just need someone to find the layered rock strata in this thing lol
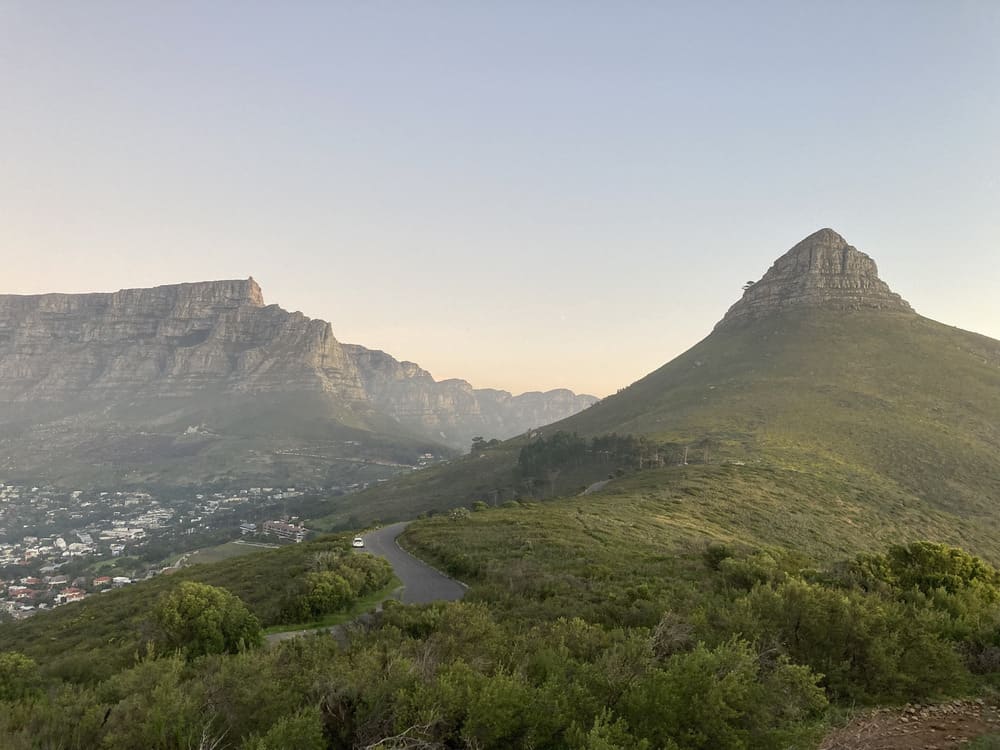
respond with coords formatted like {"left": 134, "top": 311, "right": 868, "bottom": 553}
{"left": 345, "top": 344, "right": 598, "bottom": 449}
{"left": 716, "top": 228, "right": 914, "bottom": 329}
{"left": 0, "top": 278, "right": 366, "bottom": 403}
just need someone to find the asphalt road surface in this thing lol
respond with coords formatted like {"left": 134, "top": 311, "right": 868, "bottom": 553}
{"left": 360, "top": 521, "right": 466, "bottom": 605}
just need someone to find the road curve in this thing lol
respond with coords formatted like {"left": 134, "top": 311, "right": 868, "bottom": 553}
{"left": 359, "top": 521, "right": 466, "bottom": 605}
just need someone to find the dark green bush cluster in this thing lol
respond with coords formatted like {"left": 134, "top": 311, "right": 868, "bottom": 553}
{"left": 706, "top": 541, "right": 1000, "bottom": 703}
{"left": 153, "top": 581, "right": 262, "bottom": 659}
{"left": 0, "top": 602, "right": 830, "bottom": 750}
{"left": 518, "top": 431, "right": 677, "bottom": 476}
{"left": 279, "top": 551, "right": 393, "bottom": 623}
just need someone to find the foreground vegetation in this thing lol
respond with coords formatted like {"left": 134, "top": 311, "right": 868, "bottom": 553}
{"left": 0, "top": 533, "right": 392, "bottom": 682}
{"left": 5, "top": 473, "right": 1000, "bottom": 747}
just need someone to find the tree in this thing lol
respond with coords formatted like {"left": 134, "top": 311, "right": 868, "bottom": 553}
{"left": 0, "top": 651, "right": 42, "bottom": 702}
{"left": 153, "top": 581, "right": 262, "bottom": 659}
{"left": 886, "top": 541, "right": 998, "bottom": 595}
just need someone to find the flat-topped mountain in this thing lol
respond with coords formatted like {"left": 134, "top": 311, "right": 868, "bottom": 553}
{"left": 716, "top": 228, "right": 914, "bottom": 328}
{"left": 0, "top": 279, "right": 595, "bottom": 487}
{"left": 0, "top": 278, "right": 365, "bottom": 402}
{"left": 345, "top": 344, "right": 598, "bottom": 450}
{"left": 0, "top": 278, "right": 432, "bottom": 487}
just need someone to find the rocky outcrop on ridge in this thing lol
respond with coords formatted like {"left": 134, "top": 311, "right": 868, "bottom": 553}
{"left": 716, "top": 228, "right": 914, "bottom": 329}
{"left": 344, "top": 344, "right": 599, "bottom": 450}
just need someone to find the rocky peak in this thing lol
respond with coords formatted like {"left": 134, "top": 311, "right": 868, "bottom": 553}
{"left": 716, "top": 229, "right": 914, "bottom": 329}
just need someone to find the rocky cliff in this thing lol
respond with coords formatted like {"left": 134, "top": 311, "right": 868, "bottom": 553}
{"left": 0, "top": 278, "right": 597, "bottom": 485}
{"left": 0, "top": 279, "right": 446, "bottom": 487}
{"left": 344, "top": 344, "right": 599, "bottom": 450}
{"left": 0, "top": 278, "right": 366, "bottom": 402}
{"left": 716, "top": 228, "right": 914, "bottom": 329}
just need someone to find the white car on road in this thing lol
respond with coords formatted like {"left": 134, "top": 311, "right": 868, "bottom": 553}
{"left": 352, "top": 536, "right": 365, "bottom": 548}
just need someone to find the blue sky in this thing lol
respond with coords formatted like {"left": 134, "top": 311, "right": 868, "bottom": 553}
{"left": 2, "top": 1, "right": 998, "bottom": 395}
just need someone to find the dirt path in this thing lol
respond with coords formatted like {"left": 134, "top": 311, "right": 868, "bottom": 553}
{"left": 820, "top": 699, "right": 1000, "bottom": 749}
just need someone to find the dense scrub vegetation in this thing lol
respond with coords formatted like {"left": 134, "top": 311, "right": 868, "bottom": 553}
{"left": 408, "top": 505, "right": 1000, "bottom": 708}
{"left": 5, "top": 486, "right": 1000, "bottom": 749}
{"left": 2, "top": 537, "right": 999, "bottom": 748}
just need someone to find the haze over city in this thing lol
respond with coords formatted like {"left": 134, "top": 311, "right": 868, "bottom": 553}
{"left": 3, "top": 1, "right": 998, "bottom": 396}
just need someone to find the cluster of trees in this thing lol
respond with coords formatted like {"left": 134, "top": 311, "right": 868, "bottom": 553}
{"left": 278, "top": 551, "right": 393, "bottom": 624}
{"left": 2, "top": 539, "right": 999, "bottom": 748}
{"left": 0, "top": 533, "right": 396, "bottom": 682}
{"left": 471, "top": 436, "right": 502, "bottom": 452}
{"left": 517, "top": 431, "right": 695, "bottom": 478}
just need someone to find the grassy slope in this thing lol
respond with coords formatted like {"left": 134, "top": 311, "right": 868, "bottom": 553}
{"left": 401, "top": 460, "right": 1000, "bottom": 630}
{"left": 312, "top": 445, "right": 523, "bottom": 529}
{"left": 564, "top": 311, "right": 1000, "bottom": 517}
{"left": 322, "top": 310, "right": 1000, "bottom": 543}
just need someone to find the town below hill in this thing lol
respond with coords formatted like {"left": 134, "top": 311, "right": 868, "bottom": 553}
{"left": 0, "top": 480, "right": 364, "bottom": 622}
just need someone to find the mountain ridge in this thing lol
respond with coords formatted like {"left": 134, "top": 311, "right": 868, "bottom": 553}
{"left": 344, "top": 343, "right": 598, "bottom": 450}
{"left": 0, "top": 277, "right": 596, "bottom": 486}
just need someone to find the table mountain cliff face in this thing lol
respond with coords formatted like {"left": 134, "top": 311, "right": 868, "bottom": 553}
{"left": 716, "top": 228, "right": 914, "bottom": 329}
{"left": 0, "top": 279, "right": 596, "bottom": 486}
{"left": 344, "top": 344, "right": 598, "bottom": 450}
{"left": 0, "top": 279, "right": 367, "bottom": 403}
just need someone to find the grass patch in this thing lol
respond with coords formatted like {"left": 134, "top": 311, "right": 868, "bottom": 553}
{"left": 968, "top": 735, "right": 1000, "bottom": 749}
{"left": 184, "top": 540, "right": 277, "bottom": 566}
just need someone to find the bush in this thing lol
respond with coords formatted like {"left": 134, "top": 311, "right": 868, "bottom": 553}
{"left": 623, "top": 639, "right": 826, "bottom": 750}
{"left": 0, "top": 651, "right": 42, "bottom": 702}
{"left": 153, "top": 581, "right": 262, "bottom": 658}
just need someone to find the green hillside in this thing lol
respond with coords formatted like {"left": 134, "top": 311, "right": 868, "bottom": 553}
{"left": 0, "top": 389, "right": 451, "bottom": 489}
{"left": 318, "top": 309, "right": 1000, "bottom": 543}
{"left": 566, "top": 310, "right": 1000, "bottom": 515}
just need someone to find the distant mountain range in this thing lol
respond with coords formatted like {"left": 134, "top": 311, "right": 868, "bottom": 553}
{"left": 336, "top": 228, "right": 1000, "bottom": 544}
{"left": 345, "top": 344, "right": 596, "bottom": 450}
{"left": 0, "top": 279, "right": 595, "bottom": 487}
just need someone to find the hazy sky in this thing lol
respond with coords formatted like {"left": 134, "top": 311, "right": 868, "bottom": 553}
{"left": 3, "top": 2, "right": 998, "bottom": 396}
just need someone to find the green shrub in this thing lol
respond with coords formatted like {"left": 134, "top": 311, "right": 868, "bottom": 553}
{"left": 153, "top": 581, "right": 262, "bottom": 658}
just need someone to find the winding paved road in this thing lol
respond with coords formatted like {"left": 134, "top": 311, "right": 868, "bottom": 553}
{"left": 360, "top": 521, "right": 466, "bottom": 604}
{"left": 266, "top": 521, "right": 465, "bottom": 646}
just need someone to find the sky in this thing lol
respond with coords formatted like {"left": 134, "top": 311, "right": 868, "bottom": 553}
{"left": 2, "top": 2, "right": 998, "bottom": 397}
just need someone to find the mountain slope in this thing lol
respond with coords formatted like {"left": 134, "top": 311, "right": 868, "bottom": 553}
{"left": 560, "top": 229, "right": 1000, "bottom": 520}
{"left": 326, "top": 229, "right": 1000, "bottom": 541}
